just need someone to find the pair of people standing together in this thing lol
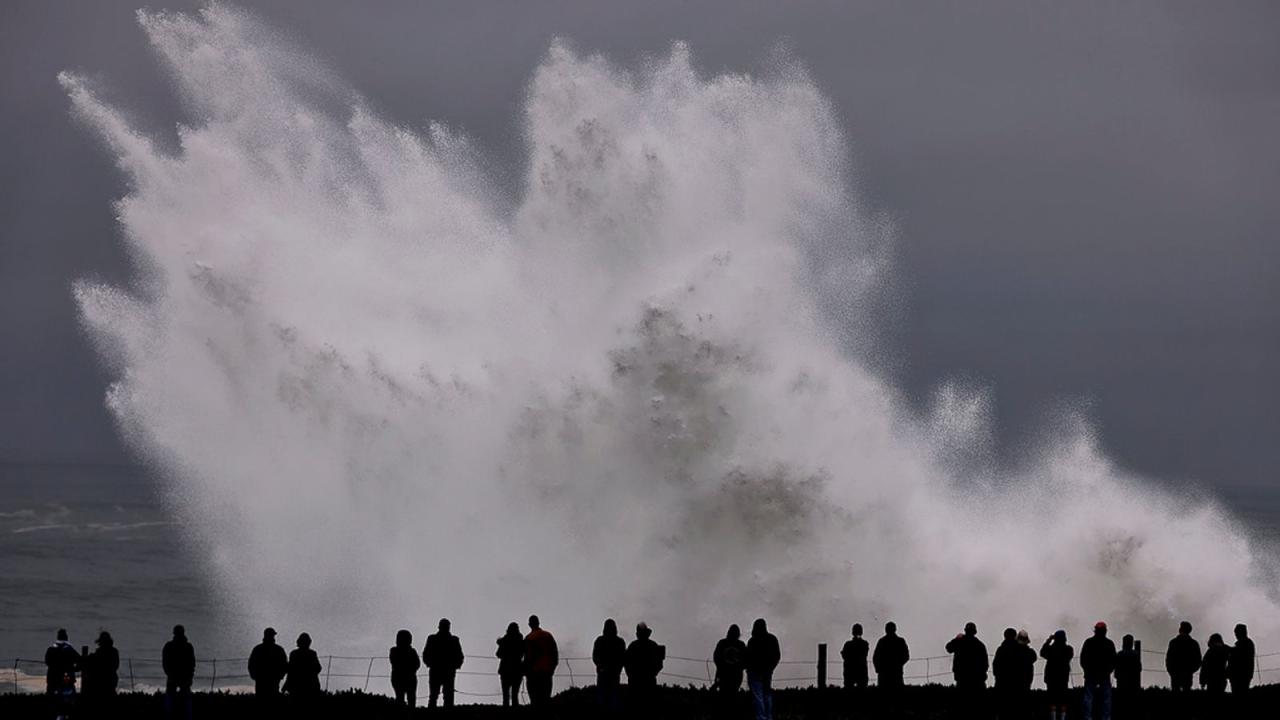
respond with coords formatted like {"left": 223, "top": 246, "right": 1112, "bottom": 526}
{"left": 711, "top": 619, "right": 782, "bottom": 720}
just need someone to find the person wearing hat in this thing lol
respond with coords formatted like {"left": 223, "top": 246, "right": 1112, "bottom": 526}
{"left": 1080, "top": 621, "right": 1117, "bottom": 720}
{"left": 248, "top": 626, "right": 289, "bottom": 698}
{"left": 82, "top": 630, "right": 120, "bottom": 703}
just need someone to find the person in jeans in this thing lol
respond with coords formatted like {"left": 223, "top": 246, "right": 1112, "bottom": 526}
{"left": 1080, "top": 622, "right": 1117, "bottom": 720}
{"left": 745, "top": 618, "right": 780, "bottom": 720}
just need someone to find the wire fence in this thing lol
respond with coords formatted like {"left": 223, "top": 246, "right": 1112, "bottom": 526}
{"left": 10, "top": 647, "right": 1280, "bottom": 699}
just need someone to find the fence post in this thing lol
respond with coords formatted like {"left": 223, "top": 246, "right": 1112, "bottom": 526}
{"left": 817, "top": 643, "right": 827, "bottom": 689}
{"left": 325, "top": 655, "right": 332, "bottom": 693}
{"left": 12, "top": 658, "right": 18, "bottom": 694}
{"left": 210, "top": 659, "right": 217, "bottom": 692}
{"left": 705, "top": 659, "right": 713, "bottom": 684}
{"left": 565, "top": 658, "right": 575, "bottom": 687}
{"left": 925, "top": 657, "right": 930, "bottom": 684}
{"left": 364, "top": 657, "right": 374, "bottom": 692}
{"left": 128, "top": 658, "right": 135, "bottom": 692}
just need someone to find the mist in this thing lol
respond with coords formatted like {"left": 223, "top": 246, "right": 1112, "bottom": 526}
{"left": 62, "top": 4, "right": 1279, "bottom": 674}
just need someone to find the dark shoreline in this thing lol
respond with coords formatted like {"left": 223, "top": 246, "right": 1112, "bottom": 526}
{"left": 2, "top": 684, "right": 1276, "bottom": 719}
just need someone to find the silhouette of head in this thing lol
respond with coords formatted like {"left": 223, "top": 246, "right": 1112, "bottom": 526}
{"left": 727, "top": 624, "right": 741, "bottom": 640}
{"left": 752, "top": 618, "right": 768, "bottom": 637}
{"left": 297, "top": 632, "right": 312, "bottom": 648}
{"left": 97, "top": 631, "right": 113, "bottom": 647}
{"left": 263, "top": 627, "right": 277, "bottom": 642}
{"left": 1017, "top": 630, "right": 1030, "bottom": 645}
{"left": 636, "top": 622, "right": 652, "bottom": 640}
{"left": 1209, "top": 633, "right": 1224, "bottom": 647}
{"left": 603, "top": 618, "right": 618, "bottom": 637}
{"left": 173, "top": 625, "right": 186, "bottom": 639}
{"left": 1004, "top": 628, "right": 1016, "bottom": 641}
{"left": 852, "top": 623, "right": 863, "bottom": 637}
{"left": 1094, "top": 621, "right": 1107, "bottom": 637}
{"left": 1122, "top": 634, "right": 1134, "bottom": 650}
{"left": 396, "top": 629, "right": 412, "bottom": 646}
{"left": 964, "top": 622, "right": 977, "bottom": 636}
{"left": 1054, "top": 630, "right": 1067, "bottom": 643}
{"left": 1179, "top": 621, "right": 1192, "bottom": 635}
{"left": 529, "top": 615, "right": 541, "bottom": 630}
{"left": 885, "top": 622, "right": 897, "bottom": 635}
{"left": 439, "top": 618, "right": 451, "bottom": 633}
{"left": 56, "top": 628, "right": 68, "bottom": 642}
{"left": 1235, "top": 624, "right": 1248, "bottom": 639}
{"left": 506, "top": 622, "right": 520, "bottom": 636}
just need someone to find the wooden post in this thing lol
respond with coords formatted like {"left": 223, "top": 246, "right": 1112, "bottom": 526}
{"left": 817, "top": 643, "right": 827, "bottom": 689}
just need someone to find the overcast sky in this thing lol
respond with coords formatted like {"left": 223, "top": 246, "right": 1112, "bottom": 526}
{"left": 2, "top": 1, "right": 1277, "bottom": 522}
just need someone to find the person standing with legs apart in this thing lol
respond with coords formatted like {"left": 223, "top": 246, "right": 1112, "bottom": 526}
{"left": 163, "top": 625, "right": 195, "bottom": 720}
{"left": 1040, "top": 630, "right": 1073, "bottom": 720}
{"left": 1165, "top": 621, "right": 1201, "bottom": 693}
{"left": 524, "top": 615, "right": 559, "bottom": 710}
{"left": 496, "top": 622, "right": 525, "bottom": 708}
{"left": 424, "top": 618, "right": 464, "bottom": 708}
{"left": 746, "top": 618, "right": 781, "bottom": 720}
{"left": 1080, "top": 622, "right": 1116, "bottom": 720}
{"left": 389, "top": 629, "right": 421, "bottom": 708}
{"left": 593, "top": 618, "right": 626, "bottom": 715}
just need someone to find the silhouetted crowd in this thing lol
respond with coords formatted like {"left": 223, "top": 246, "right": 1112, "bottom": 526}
{"left": 40, "top": 615, "right": 1262, "bottom": 719}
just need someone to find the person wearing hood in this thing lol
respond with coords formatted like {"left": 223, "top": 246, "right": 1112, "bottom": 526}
{"left": 1165, "top": 621, "right": 1201, "bottom": 692}
{"left": 945, "top": 621, "right": 989, "bottom": 714}
{"left": 45, "top": 627, "right": 80, "bottom": 720}
{"left": 624, "top": 622, "right": 665, "bottom": 712}
{"left": 284, "top": 632, "right": 322, "bottom": 701}
{"left": 593, "top": 618, "right": 627, "bottom": 713}
{"left": 424, "top": 618, "right": 465, "bottom": 708}
{"left": 745, "top": 618, "right": 781, "bottom": 720}
{"left": 1080, "top": 622, "right": 1117, "bottom": 720}
{"left": 248, "top": 627, "right": 289, "bottom": 698}
{"left": 712, "top": 624, "right": 747, "bottom": 717}
{"left": 495, "top": 622, "right": 525, "bottom": 708}
{"left": 1200, "top": 633, "right": 1229, "bottom": 695}
{"left": 389, "top": 629, "right": 421, "bottom": 708}
{"left": 162, "top": 625, "right": 195, "bottom": 720}
{"left": 1040, "top": 630, "right": 1074, "bottom": 720}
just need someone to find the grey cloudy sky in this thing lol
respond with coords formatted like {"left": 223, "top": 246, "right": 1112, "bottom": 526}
{"left": 2, "top": 2, "right": 1277, "bottom": 522}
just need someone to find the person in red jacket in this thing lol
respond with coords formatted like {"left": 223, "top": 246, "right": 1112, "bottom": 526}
{"left": 524, "top": 615, "right": 559, "bottom": 708}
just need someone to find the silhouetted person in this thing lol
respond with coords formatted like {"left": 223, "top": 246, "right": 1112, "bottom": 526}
{"left": 841, "top": 623, "right": 869, "bottom": 691}
{"left": 746, "top": 618, "right": 780, "bottom": 720}
{"left": 82, "top": 630, "right": 120, "bottom": 714}
{"left": 593, "top": 618, "right": 626, "bottom": 713}
{"left": 945, "top": 621, "right": 988, "bottom": 715}
{"left": 1114, "top": 634, "right": 1141, "bottom": 717}
{"left": 524, "top": 615, "right": 559, "bottom": 708}
{"left": 1080, "top": 622, "right": 1117, "bottom": 720}
{"left": 1165, "top": 621, "right": 1201, "bottom": 692}
{"left": 1040, "top": 630, "right": 1073, "bottom": 720}
{"left": 45, "top": 628, "right": 79, "bottom": 719}
{"left": 249, "top": 626, "right": 289, "bottom": 699}
{"left": 993, "top": 627, "right": 1035, "bottom": 719}
{"left": 1200, "top": 634, "right": 1228, "bottom": 695}
{"left": 163, "top": 625, "right": 195, "bottom": 720}
{"left": 423, "top": 618, "right": 465, "bottom": 708}
{"left": 873, "top": 622, "right": 910, "bottom": 690}
{"left": 624, "top": 622, "right": 664, "bottom": 713}
{"left": 1228, "top": 623, "right": 1254, "bottom": 696}
{"left": 496, "top": 622, "right": 525, "bottom": 708}
{"left": 712, "top": 624, "right": 747, "bottom": 719}
{"left": 389, "top": 629, "right": 421, "bottom": 708}
{"left": 284, "top": 632, "right": 322, "bottom": 700}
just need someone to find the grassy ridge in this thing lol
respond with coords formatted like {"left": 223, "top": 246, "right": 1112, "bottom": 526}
{"left": 2, "top": 684, "right": 1276, "bottom": 718}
